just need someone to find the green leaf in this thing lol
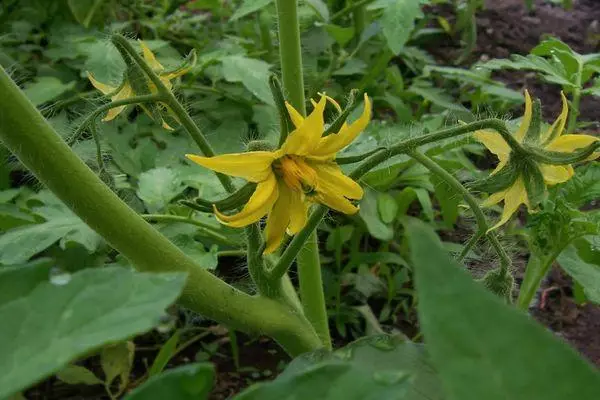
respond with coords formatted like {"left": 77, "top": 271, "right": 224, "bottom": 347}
{"left": 557, "top": 241, "right": 600, "bottom": 304}
{"left": 0, "top": 267, "right": 186, "bottom": 398}
{"left": 56, "top": 365, "right": 103, "bottom": 386}
{"left": 408, "top": 81, "right": 470, "bottom": 113}
{"left": 482, "top": 54, "right": 574, "bottom": 87}
{"left": 325, "top": 25, "right": 355, "bottom": 47}
{"left": 431, "top": 174, "right": 460, "bottom": 226}
{"left": 0, "top": 260, "right": 52, "bottom": 307}
{"left": 149, "top": 330, "right": 182, "bottom": 377}
{"left": 558, "top": 162, "right": 600, "bottom": 207}
{"left": 376, "top": 192, "right": 398, "bottom": 224}
{"left": 380, "top": 0, "right": 423, "bottom": 55}
{"left": 359, "top": 188, "right": 394, "bottom": 241}
{"left": 137, "top": 168, "right": 186, "bottom": 213}
{"left": 0, "top": 204, "right": 36, "bottom": 231}
{"left": 101, "top": 341, "right": 135, "bottom": 390}
{"left": 305, "top": 0, "right": 330, "bottom": 21}
{"left": 230, "top": 0, "right": 273, "bottom": 21}
{"left": 23, "top": 77, "right": 76, "bottom": 107}
{"left": 0, "top": 197, "right": 102, "bottom": 265}
{"left": 406, "top": 219, "right": 600, "bottom": 400}
{"left": 222, "top": 56, "right": 274, "bottom": 105}
{"left": 124, "top": 363, "right": 215, "bottom": 400}
{"left": 235, "top": 335, "right": 443, "bottom": 399}
{"left": 67, "top": 0, "right": 105, "bottom": 27}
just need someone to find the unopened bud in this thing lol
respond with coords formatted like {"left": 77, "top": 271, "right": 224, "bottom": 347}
{"left": 479, "top": 268, "right": 515, "bottom": 303}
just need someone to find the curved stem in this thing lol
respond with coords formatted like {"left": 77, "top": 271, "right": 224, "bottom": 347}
{"left": 68, "top": 94, "right": 163, "bottom": 145}
{"left": 142, "top": 214, "right": 238, "bottom": 247}
{"left": 331, "top": 0, "right": 376, "bottom": 21}
{"left": 0, "top": 67, "right": 320, "bottom": 356}
{"left": 408, "top": 150, "right": 511, "bottom": 275}
{"left": 110, "top": 35, "right": 235, "bottom": 193}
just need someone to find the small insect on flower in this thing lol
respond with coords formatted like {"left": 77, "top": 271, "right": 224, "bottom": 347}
{"left": 186, "top": 93, "right": 372, "bottom": 254}
{"left": 87, "top": 41, "right": 193, "bottom": 129}
{"left": 474, "top": 90, "right": 599, "bottom": 230}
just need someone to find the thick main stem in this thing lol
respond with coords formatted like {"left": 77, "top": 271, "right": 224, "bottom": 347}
{"left": 275, "top": 0, "right": 331, "bottom": 350}
{"left": 0, "top": 67, "right": 320, "bottom": 356}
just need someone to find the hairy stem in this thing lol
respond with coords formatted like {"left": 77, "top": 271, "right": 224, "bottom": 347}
{"left": 408, "top": 150, "right": 511, "bottom": 275}
{"left": 110, "top": 35, "right": 235, "bottom": 193}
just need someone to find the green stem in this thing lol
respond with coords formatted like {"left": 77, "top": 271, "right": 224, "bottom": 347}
{"left": 0, "top": 67, "right": 320, "bottom": 356}
{"left": 566, "top": 61, "right": 583, "bottom": 133}
{"left": 218, "top": 249, "right": 246, "bottom": 258}
{"left": 275, "top": 0, "right": 306, "bottom": 114}
{"left": 297, "top": 228, "right": 332, "bottom": 349}
{"left": 331, "top": 0, "right": 376, "bottom": 21}
{"left": 68, "top": 94, "right": 163, "bottom": 145}
{"left": 349, "top": 118, "right": 517, "bottom": 180}
{"left": 352, "top": 0, "right": 367, "bottom": 49}
{"left": 142, "top": 214, "right": 238, "bottom": 247}
{"left": 408, "top": 150, "right": 511, "bottom": 275}
{"left": 276, "top": 0, "right": 331, "bottom": 349}
{"left": 110, "top": 35, "right": 235, "bottom": 193}
{"left": 246, "top": 223, "right": 275, "bottom": 296}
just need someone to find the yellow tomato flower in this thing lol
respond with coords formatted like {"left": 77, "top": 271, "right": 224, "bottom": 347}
{"left": 474, "top": 90, "right": 598, "bottom": 230}
{"left": 87, "top": 41, "right": 191, "bottom": 129}
{"left": 186, "top": 93, "right": 372, "bottom": 254}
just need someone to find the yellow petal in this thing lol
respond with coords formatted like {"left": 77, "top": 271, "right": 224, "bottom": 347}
{"left": 539, "top": 164, "right": 574, "bottom": 185}
{"left": 488, "top": 178, "right": 527, "bottom": 231}
{"left": 288, "top": 190, "right": 309, "bottom": 234}
{"left": 541, "top": 91, "right": 568, "bottom": 143}
{"left": 214, "top": 174, "right": 278, "bottom": 227}
{"left": 481, "top": 189, "right": 508, "bottom": 207}
{"left": 285, "top": 102, "right": 305, "bottom": 128}
{"left": 103, "top": 84, "right": 133, "bottom": 121}
{"left": 514, "top": 90, "right": 532, "bottom": 143}
{"left": 185, "top": 151, "right": 276, "bottom": 182}
{"left": 321, "top": 93, "right": 342, "bottom": 113}
{"left": 473, "top": 129, "right": 511, "bottom": 175}
{"left": 281, "top": 95, "right": 327, "bottom": 156}
{"left": 310, "top": 93, "right": 372, "bottom": 159}
{"left": 313, "top": 162, "right": 363, "bottom": 200}
{"left": 545, "top": 134, "right": 598, "bottom": 153}
{"left": 316, "top": 179, "right": 358, "bottom": 214}
{"left": 264, "top": 182, "right": 291, "bottom": 254}
{"left": 139, "top": 41, "right": 164, "bottom": 72}
{"left": 87, "top": 72, "right": 117, "bottom": 95}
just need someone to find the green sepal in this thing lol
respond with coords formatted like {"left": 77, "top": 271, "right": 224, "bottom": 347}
{"left": 523, "top": 99, "right": 542, "bottom": 144}
{"left": 468, "top": 157, "right": 519, "bottom": 194}
{"left": 163, "top": 49, "right": 197, "bottom": 78}
{"left": 246, "top": 140, "right": 275, "bottom": 152}
{"left": 521, "top": 160, "right": 546, "bottom": 208}
{"left": 478, "top": 267, "right": 515, "bottom": 303}
{"left": 322, "top": 89, "right": 359, "bottom": 137}
{"left": 527, "top": 141, "right": 600, "bottom": 165}
{"left": 182, "top": 182, "right": 257, "bottom": 213}
{"left": 270, "top": 75, "right": 294, "bottom": 146}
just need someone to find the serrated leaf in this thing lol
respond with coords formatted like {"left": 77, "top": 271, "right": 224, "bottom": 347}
{"left": 325, "top": 24, "right": 355, "bottom": 47}
{"left": 222, "top": 56, "right": 274, "bottom": 105}
{"left": 137, "top": 168, "right": 186, "bottom": 213}
{"left": 558, "top": 162, "right": 600, "bottom": 207}
{"left": 381, "top": 0, "right": 423, "bottom": 55}
{"left": 0, "top": 267, "right": 186, "bottom": 398}
{"left": 235, "top": 335, "right": 443, "bottom": 400}
{"left": 482, "top": 54, "right": 574, "bottom": 87}
{"left": 230, "top": 0, "right": 273, "bottom": 21}
{"left": 305, "top": 0, "right": 329, "bottom": 21}
{"left": 406, "top": 219, "right": 600, "bottom": 400}
{"left": 0, "top": 198, "right": 102, "bottom": 265}
{"left": 56, "top": 365, "right": 103, "bottom": 386}
{"left": 408, "top": 81, "right": 469, "bottom": 113}
{"left": 124, "top": 363, "right": 215, "bottom": 400}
